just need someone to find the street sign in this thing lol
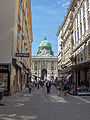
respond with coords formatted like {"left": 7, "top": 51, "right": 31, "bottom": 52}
{"left": 15, "top": 53, "right": 30, "bottom": 57}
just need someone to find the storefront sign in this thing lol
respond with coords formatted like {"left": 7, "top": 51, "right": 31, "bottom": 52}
{"left": 15, "top": 53, "right": 30, "bottom": 57}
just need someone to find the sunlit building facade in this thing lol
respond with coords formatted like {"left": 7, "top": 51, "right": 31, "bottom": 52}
{"left": 0, "top": 0, "right": 33, "bottom": 95}
{"left": 57, "top": 0, "right": 90, "bottom": 88}
{"left": 31, "top": 37, "right": 58, "bottom": 81}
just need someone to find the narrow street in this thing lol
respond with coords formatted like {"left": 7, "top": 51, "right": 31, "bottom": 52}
{"left": 0, "top": 86, "right": 90, "bottom": 120}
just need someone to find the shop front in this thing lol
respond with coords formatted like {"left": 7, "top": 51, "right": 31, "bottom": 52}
{"left": 0, "top": 64, "right": 10, "bottom": 95}
{"left": 12, "top": 58, "right": 23, "bottom": 93}
{"left": 12, "top": 58, "right": 29, "bottom": 92}
{"left": 72, "top": 61, "right": 90, "bottom": 95}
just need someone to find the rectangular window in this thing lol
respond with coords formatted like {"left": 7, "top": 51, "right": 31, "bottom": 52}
{"left": 86, "top": 0, "right": 89, "bottom": 10}
{"left": 83, "top": 3, "right": 85, "bottom": 15}
{"left": 77, "top": 16, "right": 78, "bottom": 25}
{"left": 35, "top": 66, "right": 37, "bottom": 71}
{"left": 88, "top": 17, "right": 90, "bottom": 29}
{"left": 77, "top": 30, "right": 79, "bottom": 42}
{"left": 84, "top": 45, "right": 87, "bottom": 60}
{"left": 81, "top": 52, "right": 83, "bottom": 61}
{"left": 84, "top": 18, "right": 86, "bottom": 33}
{"left": 21, "top": 39, "right": 23, "bottom": 53}
{"left": 17, "top": 32, "right": 20, "bottom": 50}
{"left": 80, "top": 10, "right": 81, "bottom": 21}
{"left": 80, "top": 23, "right": 82, "bottom": 37}
{"left": 23, "top": 0, "right": 25, "bottom": 4}
{"left": 22, "top": 16, "right": 24, "bottom": 29}
{"left": 19, "top": 2, "right": 21, "bottom": 16}
{"left": 34, "top": 62, "right": 37, "bottom": 71}
{"left": 74, "top": 31, "right": 76, "bottom": 45}
{"left": 76, "top": 54, "right": 80, "bottom": 63}
{"left": 78, "top": 54, "right": 80, "bottom": 63}
{"left": 51, "top": 62, "right": 54, "bottom": 71}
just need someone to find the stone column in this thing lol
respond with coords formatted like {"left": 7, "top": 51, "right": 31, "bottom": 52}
{"left": 85, "top": 0, "right": 88, "bottom": 31}
{"left": 73, "top": 21, "right": 76, "bottom": 45}
{"left": 33, "top": 62, "right": 34, "bottom": 70}
{"left": 75, "top": 17, "right": 78, "bottom": 43}
{"left": 81, "top": 6, "right": 84, "bottom": 35}
{"left": 78, "top": 12, "right": 81, "bottom": 40}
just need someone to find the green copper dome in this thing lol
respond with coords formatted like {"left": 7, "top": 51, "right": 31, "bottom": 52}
{"left": 37, "top": 36, "right": 54, "bottom": 56}
{"left": 39, "top": 36, "right": 52, "bottom": 48}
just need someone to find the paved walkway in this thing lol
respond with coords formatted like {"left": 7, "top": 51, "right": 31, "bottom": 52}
{"left": 0, "top": 86, "right": 90, "bottom": 120}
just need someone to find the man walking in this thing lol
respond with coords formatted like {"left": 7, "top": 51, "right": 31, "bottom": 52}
{"left": 63, "top": 80, "right": 68, "bottom": 96}
{"left": 46, "top": 80, "right": 52, "bottom": 94}
{"left": 28, "top": 81, "right": 33, "bottom": 93}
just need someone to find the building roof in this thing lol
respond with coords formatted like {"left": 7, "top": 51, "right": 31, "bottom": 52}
{"left": 39, "top": 36, "right": 52, "bottom": 48}
{"left": 37, "top": 36, "right": 54, "bottom": 56}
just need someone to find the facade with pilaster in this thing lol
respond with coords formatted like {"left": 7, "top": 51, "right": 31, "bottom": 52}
{"left": 57, "top": 0, "right": 90, "bottom": 89}
{"left": 0, "top": 0, "right": 33, "bottom": 95}
{"left": 31, "top": 37, "right": 58, "bottom": 82}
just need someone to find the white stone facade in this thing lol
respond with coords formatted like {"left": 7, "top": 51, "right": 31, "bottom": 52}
{"left": 57, "top": 0, "right": 90, "bottom": 70}
{"left": 57, "top": 0, "right": 90, "bottom": 87}
{"left": 72, "top": 0, "right": 90, "bottom": 63}
{"left": 31, "top": 56, "right": 58, "bottom": 81}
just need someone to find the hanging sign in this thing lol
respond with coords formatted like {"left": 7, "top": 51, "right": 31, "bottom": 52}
{"left": 15, "top": 53, "right": 30, "bottom": 57}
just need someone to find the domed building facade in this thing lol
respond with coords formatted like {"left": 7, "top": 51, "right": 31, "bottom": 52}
{"left": 31, "top": 36, "right": 58, "bottom": 81}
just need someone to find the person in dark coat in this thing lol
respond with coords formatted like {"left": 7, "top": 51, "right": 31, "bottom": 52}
{"left": 63, "top": 80, "right": 68, "bottom": 96}
{"left": 28, "top": 81, "right": 33, "bottom": 93}
{"left": 46, "top": 80, "right": 51, "bottom": 94}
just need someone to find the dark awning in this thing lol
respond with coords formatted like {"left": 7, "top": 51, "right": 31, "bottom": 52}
{"left": 72, "top": 60, "right": 90, "bottom": 70}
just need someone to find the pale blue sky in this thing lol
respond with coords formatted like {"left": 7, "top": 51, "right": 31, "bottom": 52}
{"left": 31, "top": 0, "right": 71, "bottom": 55}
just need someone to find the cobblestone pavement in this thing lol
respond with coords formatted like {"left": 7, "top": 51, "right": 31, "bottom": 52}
{"left": 0, "top": 86, "right": 90, "bottom": 120}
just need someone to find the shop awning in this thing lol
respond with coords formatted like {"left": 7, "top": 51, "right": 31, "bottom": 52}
{"left": 72, "top": 60, "right": 90, "bottom": 70}
{"left": 66, "top": 74, "right": 72, "bottom": 80}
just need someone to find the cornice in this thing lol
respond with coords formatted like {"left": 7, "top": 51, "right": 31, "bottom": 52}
{"left": 60, "top": 0, "right": 75, "bottom": 29}
{"left": 32, "top": 56, "right": 58, "bottom": 59}
{"left": 73, "top": 0, "right": 84, "bottom": 20}
{"left": 57, "top": 0, "right": 74, "bottom": 36}
{"left": 57, "top": 0, "right": 75, "bottom": 37}
{"left": 56, "top": 26, "right": 61, "bottom": 37}
{"left": 57, "top": 0, "right": 86, "bottom": 37}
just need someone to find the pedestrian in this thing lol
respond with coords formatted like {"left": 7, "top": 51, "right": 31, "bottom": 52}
{"left": 57, "top": 80, "right": 61, "bottom": 96}
{"left": 46, "top": 80, "right": 51, "bottom": 94}
{"left": 37, "top": 81, "right": 39, "bottom": 89}
{"left": 28, "top": 81, "right": 32, "bottom": 93}
{"left": 63, "top": 80, "right": 68, "bottom": 96}
{"left": 0, "top": 81, "right": 5, "bottom": 106}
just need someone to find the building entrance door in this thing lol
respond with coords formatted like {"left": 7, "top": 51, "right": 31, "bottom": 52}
{"left": 41, "top": 69, "right": 47, "bottom": 80}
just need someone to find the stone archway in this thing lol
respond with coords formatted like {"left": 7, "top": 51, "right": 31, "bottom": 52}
{"left": 41, "top": 69, "right": 47, "bottom": 80}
